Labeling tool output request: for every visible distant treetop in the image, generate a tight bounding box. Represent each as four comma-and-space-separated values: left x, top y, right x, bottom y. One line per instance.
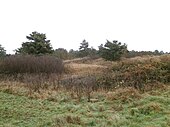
99, 40, 128, 61
0, 44, 6, 57
16, 31, 54, 55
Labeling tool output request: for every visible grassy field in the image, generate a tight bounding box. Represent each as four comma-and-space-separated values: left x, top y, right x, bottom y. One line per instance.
0, 85, 170, 127
0, 55, 170, 127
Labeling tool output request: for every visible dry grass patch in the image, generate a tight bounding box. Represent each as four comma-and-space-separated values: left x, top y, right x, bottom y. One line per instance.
106, 87, 142, 103
66, 63, 107, 75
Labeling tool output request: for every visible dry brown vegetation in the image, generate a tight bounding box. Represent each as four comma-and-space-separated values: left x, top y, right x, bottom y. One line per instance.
0, 54, 169, 102
0, 55, 170, 126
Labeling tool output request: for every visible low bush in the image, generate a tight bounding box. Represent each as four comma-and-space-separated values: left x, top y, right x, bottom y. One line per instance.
97, 55, 170, 91
60, 74, 98, 101
0, 55, 64, 75
0, 55, 64, 92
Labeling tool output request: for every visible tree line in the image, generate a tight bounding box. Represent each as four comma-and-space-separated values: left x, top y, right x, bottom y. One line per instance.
0, 31, 169, 61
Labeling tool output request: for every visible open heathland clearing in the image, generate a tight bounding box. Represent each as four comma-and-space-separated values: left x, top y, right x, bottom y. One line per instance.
0, 55, 170, 127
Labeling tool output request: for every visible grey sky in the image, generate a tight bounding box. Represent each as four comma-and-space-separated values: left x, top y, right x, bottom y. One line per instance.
0, 0, 170, 54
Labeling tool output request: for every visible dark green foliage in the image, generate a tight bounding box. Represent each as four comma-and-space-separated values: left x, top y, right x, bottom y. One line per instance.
0, 55, 64, 75
125, 50, 166, 58
79, 40, 89, 51
16, 31, 54, 55
68, 49, 79, 59
54, 48, 69, 60
99, 40, 127, 61
88, 47, 99, 58
77, 40, 98, 58
78, 40, 90, 57
0, 44, 6, 57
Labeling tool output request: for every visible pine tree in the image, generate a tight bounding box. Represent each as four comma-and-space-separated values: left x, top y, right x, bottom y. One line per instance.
16, 31, 54, 55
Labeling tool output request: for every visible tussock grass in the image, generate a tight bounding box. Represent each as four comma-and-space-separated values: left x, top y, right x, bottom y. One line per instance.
0, 84, 170, 127
106, 87, 142, 103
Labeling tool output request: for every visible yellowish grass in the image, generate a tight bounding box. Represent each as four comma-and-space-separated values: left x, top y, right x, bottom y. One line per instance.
122, 54, 170, 63
65, 62, 107, 75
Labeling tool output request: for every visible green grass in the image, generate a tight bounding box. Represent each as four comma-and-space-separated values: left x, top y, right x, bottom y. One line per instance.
0, 87, 170, 127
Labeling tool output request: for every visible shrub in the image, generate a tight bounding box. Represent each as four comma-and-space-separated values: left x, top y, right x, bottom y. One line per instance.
98, 40, 127, 61
54, 48, 69, 60
0, 55, 64, 75
61, 74, 98, 101
97, 55, 170, 91
115, 56, 170, 90
0, 55, 64, 92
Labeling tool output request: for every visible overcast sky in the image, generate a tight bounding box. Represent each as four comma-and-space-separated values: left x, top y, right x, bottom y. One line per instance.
0, 0, 170, 54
